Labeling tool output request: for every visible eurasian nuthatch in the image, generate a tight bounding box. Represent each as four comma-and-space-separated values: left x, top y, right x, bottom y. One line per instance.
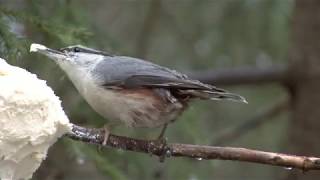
30, 43, 246, 141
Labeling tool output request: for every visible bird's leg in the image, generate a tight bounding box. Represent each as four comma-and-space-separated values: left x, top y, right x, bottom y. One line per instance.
102, 124, 111, 146
101, 123, 117, 146
157, 123, 168, 140
156, 124, 170, 163
98, 123, 116, 152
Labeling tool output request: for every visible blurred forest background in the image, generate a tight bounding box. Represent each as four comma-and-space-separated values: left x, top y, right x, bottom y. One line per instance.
1, 0, 320, 179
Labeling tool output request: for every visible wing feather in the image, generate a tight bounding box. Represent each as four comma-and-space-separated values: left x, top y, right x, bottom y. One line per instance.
123, 75, 224, 91
94, 56, 246, 103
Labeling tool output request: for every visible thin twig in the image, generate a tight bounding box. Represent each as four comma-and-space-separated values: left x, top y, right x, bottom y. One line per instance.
66, 124, 320, 171
189, 65, 289, 86
212, 99, 288, 146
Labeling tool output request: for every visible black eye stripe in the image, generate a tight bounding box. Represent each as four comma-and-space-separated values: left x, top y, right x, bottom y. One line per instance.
73, 47, 81, 52
59, 46, 114, 57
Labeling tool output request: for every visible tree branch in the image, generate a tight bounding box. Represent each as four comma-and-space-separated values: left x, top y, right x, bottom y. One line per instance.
66, 124, 320, 171
189, 65, 289, 86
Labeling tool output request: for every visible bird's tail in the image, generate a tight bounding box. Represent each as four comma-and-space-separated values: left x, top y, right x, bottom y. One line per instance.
181, 90, 247, 103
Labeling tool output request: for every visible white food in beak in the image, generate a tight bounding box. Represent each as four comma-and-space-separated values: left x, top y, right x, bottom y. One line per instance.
30, 43, 47, 52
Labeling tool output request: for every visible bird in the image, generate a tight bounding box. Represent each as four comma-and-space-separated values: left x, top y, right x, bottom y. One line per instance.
30, 43, 247, 143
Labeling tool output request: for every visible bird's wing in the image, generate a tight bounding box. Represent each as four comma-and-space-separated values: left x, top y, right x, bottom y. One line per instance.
94, 56, 224, 92
118, 74, 225, 92
93, 56, 246, 103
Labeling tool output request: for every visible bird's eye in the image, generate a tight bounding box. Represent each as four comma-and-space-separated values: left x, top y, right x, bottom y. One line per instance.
73, 47, 81, 52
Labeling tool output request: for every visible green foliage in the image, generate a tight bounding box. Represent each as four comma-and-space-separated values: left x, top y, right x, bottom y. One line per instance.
0, 7, 91, 42
0, 5, 92, 62
0, 15, 28, 60
65, 140, 128, 180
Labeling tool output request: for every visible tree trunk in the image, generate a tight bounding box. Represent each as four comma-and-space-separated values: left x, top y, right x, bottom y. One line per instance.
287, 0, 320, 179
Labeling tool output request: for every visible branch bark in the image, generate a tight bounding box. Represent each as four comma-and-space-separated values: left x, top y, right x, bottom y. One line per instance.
189, 65, 289, 86
66, 124, 320, 171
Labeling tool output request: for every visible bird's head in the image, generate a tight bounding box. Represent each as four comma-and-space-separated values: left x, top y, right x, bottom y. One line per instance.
30, 43, 111, 69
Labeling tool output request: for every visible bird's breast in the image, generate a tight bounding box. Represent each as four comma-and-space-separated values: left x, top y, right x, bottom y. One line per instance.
82, 84, 184, 128
62, 67, 185, 128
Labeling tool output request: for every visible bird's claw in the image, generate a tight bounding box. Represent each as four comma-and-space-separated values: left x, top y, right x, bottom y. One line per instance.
97, 125, 110, 152
155, 137, 169, 163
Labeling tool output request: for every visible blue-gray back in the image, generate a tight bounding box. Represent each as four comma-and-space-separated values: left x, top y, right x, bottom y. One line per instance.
92, 55, 224, 92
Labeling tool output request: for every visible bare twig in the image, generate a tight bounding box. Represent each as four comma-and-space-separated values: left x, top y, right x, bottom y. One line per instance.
66, 124, 320, 171
189, 65, 289, 86
212, 99, 289, 146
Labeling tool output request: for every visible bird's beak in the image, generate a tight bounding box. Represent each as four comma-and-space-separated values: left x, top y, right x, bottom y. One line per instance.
30, 43, 67, 61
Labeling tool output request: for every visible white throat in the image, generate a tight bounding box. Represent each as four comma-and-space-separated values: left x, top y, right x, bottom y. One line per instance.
56, 57, 103, 96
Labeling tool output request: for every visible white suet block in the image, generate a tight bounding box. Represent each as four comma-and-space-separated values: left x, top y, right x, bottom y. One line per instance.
0, 58, 71, 180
